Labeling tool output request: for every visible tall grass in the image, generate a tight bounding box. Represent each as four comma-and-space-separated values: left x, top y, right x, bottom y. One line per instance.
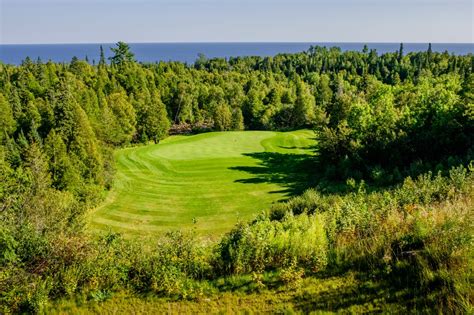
1, 165, 473, 313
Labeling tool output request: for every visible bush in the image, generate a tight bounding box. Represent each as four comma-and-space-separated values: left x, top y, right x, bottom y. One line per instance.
216, 213, 328, 274
268, 165, 474, 312
128, 231, 211, 298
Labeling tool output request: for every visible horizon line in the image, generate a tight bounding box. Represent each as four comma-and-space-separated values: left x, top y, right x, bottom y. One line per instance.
1, 41, 473, 46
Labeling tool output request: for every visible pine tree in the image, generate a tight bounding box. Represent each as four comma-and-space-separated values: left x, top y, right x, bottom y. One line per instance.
362, 44, 369, 54
145, 91, 171, 143
427, 43, 433, 67
99, 45, 106, 66
109, 42, 135, 65
398, 43, 404, 61
44, 129, 78, 190
103, 92, 137, 145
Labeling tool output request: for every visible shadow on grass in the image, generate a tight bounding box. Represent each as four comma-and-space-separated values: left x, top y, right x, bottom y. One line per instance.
214, 270, 426, 312
231, 140, 474, 201
229, 151, 317, 198
292, 274, 422, 313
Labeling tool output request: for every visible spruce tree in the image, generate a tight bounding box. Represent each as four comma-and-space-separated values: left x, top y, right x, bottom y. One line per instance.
109, 42, 135, 65
427, 43, 433, 66
99, 45, 106, 66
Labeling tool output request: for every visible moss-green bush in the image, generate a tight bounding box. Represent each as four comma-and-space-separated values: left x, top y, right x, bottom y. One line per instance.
216, 212, 328, 274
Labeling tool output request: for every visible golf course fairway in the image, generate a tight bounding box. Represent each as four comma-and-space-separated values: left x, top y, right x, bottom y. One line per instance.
90, 130, 315, 236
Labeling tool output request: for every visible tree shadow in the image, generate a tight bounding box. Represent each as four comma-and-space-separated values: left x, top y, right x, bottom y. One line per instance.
291, 273, 424, 313
229, 151, 317, 198
230, 140, 474, 201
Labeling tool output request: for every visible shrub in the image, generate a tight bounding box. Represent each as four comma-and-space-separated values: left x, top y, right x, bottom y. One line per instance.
216, 213, 328, 274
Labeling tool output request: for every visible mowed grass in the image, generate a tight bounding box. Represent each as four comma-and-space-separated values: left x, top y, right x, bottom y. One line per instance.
89, 130, 315, 237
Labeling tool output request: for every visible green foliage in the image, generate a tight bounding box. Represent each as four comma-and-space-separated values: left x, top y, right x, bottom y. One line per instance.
213, 103, 232, 131
109, 42, 135, 65
266, 166, 474, 312
216, 213, 328, 274
0, 45, 473, 313
103, 92, 136, 145
317, 73, 473, 178
293, 78, 316, 127
127, 231, 211, 298
231, 107, 244, 130
136, 90, 170, 143
279, 260, 305, 289
0, 93, 15, 141
0, 227, 17, 265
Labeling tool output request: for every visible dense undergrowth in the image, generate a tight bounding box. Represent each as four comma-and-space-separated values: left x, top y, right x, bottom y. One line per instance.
1, 164, 472, 313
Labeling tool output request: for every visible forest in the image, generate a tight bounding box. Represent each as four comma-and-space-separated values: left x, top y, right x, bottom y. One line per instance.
0, 42, 473, 313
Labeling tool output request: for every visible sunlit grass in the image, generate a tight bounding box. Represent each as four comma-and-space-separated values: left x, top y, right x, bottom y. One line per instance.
88, 130, 315, 237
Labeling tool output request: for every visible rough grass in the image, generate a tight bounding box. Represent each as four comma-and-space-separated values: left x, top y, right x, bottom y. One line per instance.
46, 272, 410, 314
88, 130, 315, 237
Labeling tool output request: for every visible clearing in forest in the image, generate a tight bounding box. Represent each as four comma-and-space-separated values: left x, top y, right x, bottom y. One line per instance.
89, 130, 315, 236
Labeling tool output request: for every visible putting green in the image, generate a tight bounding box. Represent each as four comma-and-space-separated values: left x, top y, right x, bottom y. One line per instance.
89, 130, 315, 237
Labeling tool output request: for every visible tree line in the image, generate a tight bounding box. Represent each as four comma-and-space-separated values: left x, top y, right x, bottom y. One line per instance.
1, 42, 472, 207
1, 42, 473, 313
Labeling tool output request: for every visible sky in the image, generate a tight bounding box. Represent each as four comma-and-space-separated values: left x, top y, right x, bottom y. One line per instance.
1, 0, 473, 44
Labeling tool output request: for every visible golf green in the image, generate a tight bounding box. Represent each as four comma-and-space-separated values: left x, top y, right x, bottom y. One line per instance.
89, 130, 315, 237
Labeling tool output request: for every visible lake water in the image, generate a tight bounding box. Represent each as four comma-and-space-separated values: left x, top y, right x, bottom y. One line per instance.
1, 42, 472, 65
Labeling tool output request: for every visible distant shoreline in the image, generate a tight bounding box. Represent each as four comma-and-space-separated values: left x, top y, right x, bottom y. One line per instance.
2, 41, 473, 45
1, 42, 473, 65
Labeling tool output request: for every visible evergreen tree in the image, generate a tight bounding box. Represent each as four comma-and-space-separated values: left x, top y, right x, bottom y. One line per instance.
145, 91, 171, 143
99, 45, 106, 66
398, 43, 404, 61
44, 129, 79, 191
103, 92, 137, 145
109, 41, 135, 65
427, 43, 433, 66
195, 53, 208, 70
362, 44, 369, 54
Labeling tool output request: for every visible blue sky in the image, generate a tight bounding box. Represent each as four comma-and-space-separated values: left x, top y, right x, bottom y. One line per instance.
1, 0, 473, 44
